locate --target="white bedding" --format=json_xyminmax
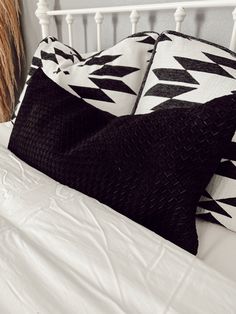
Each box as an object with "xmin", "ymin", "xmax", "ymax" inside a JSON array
[
  {"xmin": 0, "ymin": 122, "xmax": 12, "ymax": 147},
  {"xmin": 0, "ymin": 145, "xmax": 236, "ymax": 313},
  {"xmin": 1, "ymin": 120, "xmax": 236, "ymax": 287},
  {"xmin": 197, "ymin": 218, "xmax": 236, "ymax": 282}
]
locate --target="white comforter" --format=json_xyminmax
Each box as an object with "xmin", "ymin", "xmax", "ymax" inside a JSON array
[{"xmin": 0, "ymin": 146, "xmax": 235, "ymax": 314}]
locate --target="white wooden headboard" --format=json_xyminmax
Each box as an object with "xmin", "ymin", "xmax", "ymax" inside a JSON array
[{"xmin": 35, "ymin": 0, "xmax": 236, "ymax": 51}]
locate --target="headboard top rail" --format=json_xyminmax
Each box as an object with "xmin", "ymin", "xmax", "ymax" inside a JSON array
[
  {"xmin": 47, "ymin": 1, "xmax": 236, "ymax": 16},
  {"xmin": 35, "ymin": 0, "xmax": 236, "ymax": 51}
]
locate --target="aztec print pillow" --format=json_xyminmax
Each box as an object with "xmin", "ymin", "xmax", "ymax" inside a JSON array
[
  {"xmin": 13, "ymin": 32, "xmax": 158, "ymax": 119},
  {"xmin": 9, "ymin": 68, "xmax": 236, "ymax": 255},
  {"xmin": 133, "ymin": 30, "xmax": 236, "ymax": 232}
]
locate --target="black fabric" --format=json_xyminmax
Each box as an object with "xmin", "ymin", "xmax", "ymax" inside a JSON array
[{"xmin": 9, "ymin": 69, "xmax": 236, "ymax": 255}]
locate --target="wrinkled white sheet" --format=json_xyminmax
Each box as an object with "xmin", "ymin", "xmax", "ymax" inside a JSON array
[{"xmin": 0, "ymin": 145, "xmax": 236, "ymax": 314}]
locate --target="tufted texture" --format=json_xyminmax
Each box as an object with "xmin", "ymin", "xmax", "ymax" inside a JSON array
[{"xmin": 9, "ymin": 69, "xmax": 236, "ymax": 254}]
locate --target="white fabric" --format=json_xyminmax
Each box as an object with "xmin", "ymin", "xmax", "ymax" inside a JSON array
[
  {"xmin": 197, "ymin": 218, "xmax": 236, "ymax": 282},
  {"xmin": 0, "ymin": 145, "xmax": 236, "ymax": 314},
  {"xmin": 0, "ymin": 122, "xmax": 13, "ymax": 147}
]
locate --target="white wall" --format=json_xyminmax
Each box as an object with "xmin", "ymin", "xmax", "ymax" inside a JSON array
[{"xmin": 21, "ymin": 0, "xmax": 235, "ymax": 69}]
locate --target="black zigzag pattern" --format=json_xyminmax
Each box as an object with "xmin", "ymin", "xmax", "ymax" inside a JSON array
[
  {"xmin": 91, "ymin": 65, "xmax": 139, "ymax": 77},
  {"xmin": 174, "ymin": 56, "xmax": 234, "ymax": 78},
  {"xmin": 41, "ymin": 51, "xmax": 58, "ymax": 64},
  {"xmin": 54, "ymin": 48, "xmax": 75, "ymax": 63},
  {"xmin": 151, "ymin": 99, "xmax": 201, "ymax": 111},
  {"xmin": 203, "ymin": 52, "xmax": 236, "ymax": 70},
  {"xmin": 23, "ymin": 33, "xmax": 157, "ymax": 107},
  {"xmin": 153, "ymin": 68, "xmax": 199, "ymax": 84},
  {"xmin": 198, "ymin": 213, "xmax": 225, "ymax": 227},
  {"xmin": 32, "ymin": 56, "xmax": 42, "ymax": 68},
  {"xmin": 90, "ymin": 78, "xmax": 136, "ymax": 95},
  {"xmin": 138, "ymin": 36, "xmax": 156, "ymax": 45},
  {"xmin": 84, "ymin": 55, "xmax": 121, "ymax": 66},
  {"xmin": 144, "ymin": 48, "xmax": 236, "ymax": 114},
  {"xmin": 144, "ymin": 53, "xmax": 236, "ymax": 109},
  {"xmin": 198, "ymin": 200, "xmax": 232, "ymax": 217},
  {"xmin": 69, "ymin": 85, "xmax": 114, "ymax": 103},
  {"xmin": 219, "ymin": 198, "xmax": 236, "ymax": 206},
  {"xmin": 73, "ymin": 34, "xmax": 157, "ymax": 103},
  {"xmin": 145, "ymin": 83, "xmax": 196, "ymax": 98},
  {"xmin": 216, "ymin": 160, "xmax": 236, "ymax": 180}
]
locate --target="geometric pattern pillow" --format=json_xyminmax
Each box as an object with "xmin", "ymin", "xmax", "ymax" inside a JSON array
[
  {"xmin": 133, "ymin": 31, "xmax": 236, "ymax": 232},
  {"xmin": 13, "ymin": 32, "xmax": 158, "ymax": 119}
]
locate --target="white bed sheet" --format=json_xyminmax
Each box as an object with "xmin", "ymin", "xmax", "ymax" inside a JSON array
[
  {"xmin": 197, "ymin": 218, "xmax": 236, "ymax": 282},
  {"xmin": 0, "ymin": 145, "xmax": 236, "ymax": 314},
  {"xmin": 0, "ymin": 121, "xmax": 12, "ymax": 147}
]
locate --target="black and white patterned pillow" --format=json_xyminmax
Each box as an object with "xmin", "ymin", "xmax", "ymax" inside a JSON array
[
  {"xmin": 13, "ymin": 32, "xmax": 158, "ymax": 119},
  {"xmin": 133, "ymin": 31, "xmax": 236, "ymax": 232}
]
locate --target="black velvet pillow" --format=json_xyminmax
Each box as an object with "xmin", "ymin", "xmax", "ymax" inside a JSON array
[{"xmin": 9, "ymin": 69, "xmax": 236, "ymax": 255}]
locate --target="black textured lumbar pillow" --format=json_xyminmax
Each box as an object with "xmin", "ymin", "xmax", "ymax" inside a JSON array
[{"xmin": 9, "ymin": 69, "xmax": 236, "ymax": 255}]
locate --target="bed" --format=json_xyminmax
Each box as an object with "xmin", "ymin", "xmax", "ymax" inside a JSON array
[{"xmin": 0, "ymin": 0, "xmax": 236, "ymax": 313}]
